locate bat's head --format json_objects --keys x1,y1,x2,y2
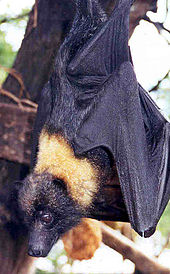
[{"x1": 17, "y1": 172, "x2": 82, "y2": 257}]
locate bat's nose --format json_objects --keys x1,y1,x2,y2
[{"x1": 28, "y1": 247, "x2": 43, "y2": 257}]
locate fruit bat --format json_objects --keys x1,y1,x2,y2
[{"x1": 18, "y1": 0, "x2": 170, "y2": 257}]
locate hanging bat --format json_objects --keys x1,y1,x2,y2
[{"x1": 18, "y1": 0, "x2": 170, "y2": 257}]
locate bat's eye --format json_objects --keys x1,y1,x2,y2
[{"x1": 40, "y1": 213, "x2": 53, "y2": 225}]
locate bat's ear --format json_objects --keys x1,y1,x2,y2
[{"x1": 53, "y1": 179, "x2": 67, "y2": 192}]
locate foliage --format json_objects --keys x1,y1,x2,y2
[
  {"x1": 158, "y1": 203, "x2": 170, "y2": 240},
  {"x1": 35, "y1": 240, "x2": 73, "y2": 274},
  {"x1": 0, "y1": 8, "x2": 30, "y2": 84},
  {"x1": 0, "y1": 29, "x2": 16, "y2": 83}
]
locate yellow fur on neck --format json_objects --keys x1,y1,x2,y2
[{"x1": 35, "y1": 129, "x2": 99, "y2": 208}]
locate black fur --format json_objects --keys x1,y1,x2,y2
[
  {"x1": 32, "y1": 0, "x2": 108, "y2": 163},
  {"x1": 19, "y1": 0, "x2": 113, "y2": 258},
  {"x1": 18, "y1": 173, "x2": 83, "y2": 257},
  {"x1": 19, "y1": 0, "x2": 170, "y2": 257}
]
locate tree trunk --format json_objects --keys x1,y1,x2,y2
[{"x1": 0, "y1": 0, "x2": 158, "y2": 273}]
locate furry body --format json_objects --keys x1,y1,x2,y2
[
  {"x1": 18, "y1": 0, "x2": 112, "y2": 257},
  {"x1": 18, "y1": 0, "x2": 170, "y2": 258},
  {"x1": 35, "y1": 130, "x2": 99, "y2": 208},
  {"x1": 19, "y1": 133, "x2": 111, "y2": 257}
]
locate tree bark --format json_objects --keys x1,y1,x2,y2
[
  {"x1": 0, "y1": 0, "x2": 158, "y2": 273},
  {"x1": 0, "y1": 103, "x2": 35, "y2": 165}
]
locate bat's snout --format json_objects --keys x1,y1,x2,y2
[{"x1": 28, "y1": 231, "x2": 55, "y2": 258}]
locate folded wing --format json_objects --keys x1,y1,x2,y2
[{"x1": 70, "y1": 0, "x2": 170, "y2": 237}]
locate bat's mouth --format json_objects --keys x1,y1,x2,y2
[
  {"x1": 28, "y1": 239, "x2": 58, "y2": 258},
  {"x1": 28, "y1": 234, "x2": 59, "y2": 257},
  {"x1": 28, "y1": 248, "x2": 46, "y2": 257}
]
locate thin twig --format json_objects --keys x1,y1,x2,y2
[
  {"x1": 0, "y1": 65, "x2": 25, "y2": 98},
  {"x1": 149, "y1": 72, "x2": 169, "y2": 92},
  {"x1": 0, "y1": 87, "x2": 37, "y2": 112},
  {"x1": 143, "y1": 15, "x2": 170, "y2": 34},
  {"x1": 0, "y1": 12, "x2": 29, "y2": 25},
  {"x1": 20, "y1": 98, "x2": 37, "y2": 109}
]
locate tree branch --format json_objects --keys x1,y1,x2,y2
[
  {"x1": 0, "y1": 12, "x2": 30, "y2": 25},
  {"x1": 149, "y1": 72, "x2": 169, "y2": 92},
  {"x1": 101, "y1": 223, "x2": 170, "y2": 274},
  {"x1": 143, "y1": 15, "x2": 170, "y2": 35}
]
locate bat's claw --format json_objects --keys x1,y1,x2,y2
[{"x1": 138, "y1": 227, "x2": 156, "y2": 238}]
